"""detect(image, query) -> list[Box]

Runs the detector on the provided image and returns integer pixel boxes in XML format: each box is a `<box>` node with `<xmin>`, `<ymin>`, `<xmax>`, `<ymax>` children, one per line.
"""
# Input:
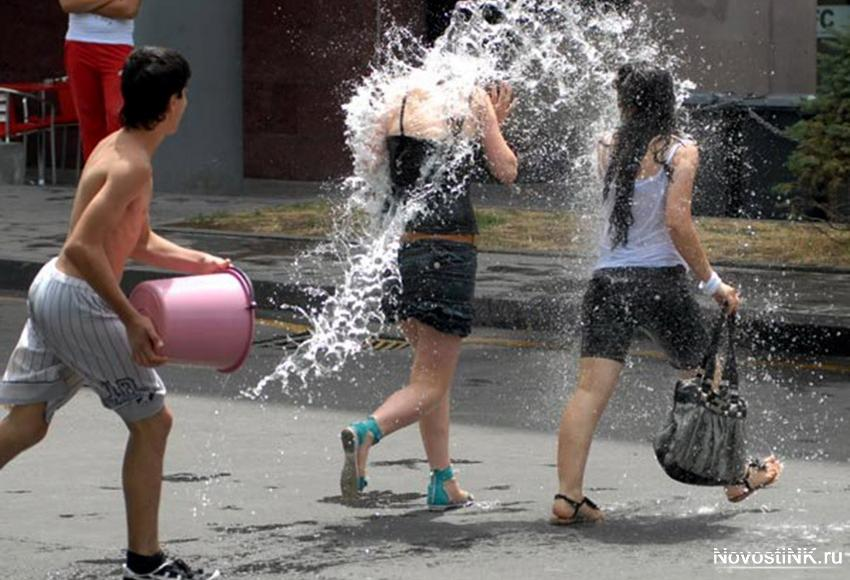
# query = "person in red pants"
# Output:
<box><xmin>59</xmin><ymin>1</ymin><xmax>142</xmax><ymax>159</ymax></box>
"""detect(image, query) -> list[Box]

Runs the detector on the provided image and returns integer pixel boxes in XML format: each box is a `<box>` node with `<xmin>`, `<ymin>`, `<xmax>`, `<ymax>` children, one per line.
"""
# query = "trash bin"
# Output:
<box><xmin>683</xmin><ymin>93</ymin><xmax>807</xmax><ymax>219</ymax></box>
<box><xmin>0</xmin><ymin>142</ymin><xmax>25</xmax><ymax>185</ymax></box>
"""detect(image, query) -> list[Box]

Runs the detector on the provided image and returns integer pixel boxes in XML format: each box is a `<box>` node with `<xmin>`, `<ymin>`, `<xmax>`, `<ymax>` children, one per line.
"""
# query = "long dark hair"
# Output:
<box><xmin>603</xmin><ymin>63</ymin><xmax>678</xmax><ymax>248</ymax></box>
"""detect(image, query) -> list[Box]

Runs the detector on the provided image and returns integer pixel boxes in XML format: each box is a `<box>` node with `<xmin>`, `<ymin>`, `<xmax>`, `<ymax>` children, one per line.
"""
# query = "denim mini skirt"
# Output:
<box><xmin>383</xmin><ymin>239</ymin><xmax>477</xmax><ymax>337</ymax></box>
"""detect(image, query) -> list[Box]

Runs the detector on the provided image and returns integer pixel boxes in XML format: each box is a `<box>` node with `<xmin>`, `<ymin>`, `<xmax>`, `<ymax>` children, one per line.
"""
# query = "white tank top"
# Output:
<box><xmin>595</xmin><ymin>137</ymin><xmax>691</xmax><ymax>271</ymax></box>
<box><xmin>66</xmin><ymin>13</ymin><xmax>134</xmax><ymax>46</ymax></box>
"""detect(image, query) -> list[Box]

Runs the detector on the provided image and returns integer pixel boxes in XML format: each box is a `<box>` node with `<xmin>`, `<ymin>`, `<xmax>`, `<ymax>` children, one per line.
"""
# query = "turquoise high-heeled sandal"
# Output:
<box><xmin>340</xmin><ymin>416</ymin><xmax>383</xmax><ymax>499</ymax></box>
<box><xmin>427</xmin><ymin>465</ymin><xmax>474</xmax><ymax>511</ymax></box>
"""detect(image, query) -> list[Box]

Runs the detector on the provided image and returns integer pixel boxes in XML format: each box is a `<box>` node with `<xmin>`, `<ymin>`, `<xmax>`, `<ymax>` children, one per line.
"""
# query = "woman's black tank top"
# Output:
<box><xmin>386</xmin><ymin>96</ymin><xmax>478</xmax><ymax>235</ymax></box>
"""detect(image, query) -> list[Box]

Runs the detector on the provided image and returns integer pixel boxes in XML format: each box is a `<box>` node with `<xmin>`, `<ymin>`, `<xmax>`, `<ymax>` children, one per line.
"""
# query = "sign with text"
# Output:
<box><xmin>817</xmin><ymin>5</ymin><xmax>850</xmax><ymax>38</ymax></box>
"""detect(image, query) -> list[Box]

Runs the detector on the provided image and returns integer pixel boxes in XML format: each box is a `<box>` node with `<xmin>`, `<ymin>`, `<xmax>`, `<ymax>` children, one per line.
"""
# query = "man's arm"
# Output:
<box><xmin>61</xmin><ymin>162</ymin><xmax>166</xmax><ymax>366</ymax></box>
<box><xmin>59</xmin><ymin>0</ymin><xmax>141</xmax><ymax>19</ymax></box>
<box><xmin>132</xmin><ymin>228</ymin><xmax>230</xmax><ymax>275</ymax></box>
<box><xmin>58</xmin><ymin>0</ymin><xmax>113</xmax><ymax>14</ymax></box>
<box><xmin>92</xmin><ymin>0</ymin><xmax>141</xmax><ymax>19</ymax></box>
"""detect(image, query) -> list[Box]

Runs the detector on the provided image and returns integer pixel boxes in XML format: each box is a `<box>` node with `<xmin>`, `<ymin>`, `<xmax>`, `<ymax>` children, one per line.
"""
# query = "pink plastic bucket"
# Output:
<box><xmin>129</xmin><ymin>268</ymin><xmax>256</xmax><ymax>373</ymax></box>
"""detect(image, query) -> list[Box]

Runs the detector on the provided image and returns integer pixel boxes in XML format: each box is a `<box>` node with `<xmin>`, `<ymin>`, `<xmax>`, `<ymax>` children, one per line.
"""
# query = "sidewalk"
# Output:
<box><xmin>1</xmin><ymin>185</ymin><xmax>849</xmax><ymax>356</ymax></box>
<box><xmin>0</xmin><ymin>293</ymin><xmax>848</xmax><ymax>579</ymax></box>
<box><xmin>2</xmin><ymin>388</ymin><xmax>848</xmax><ymax>579</ymax></box>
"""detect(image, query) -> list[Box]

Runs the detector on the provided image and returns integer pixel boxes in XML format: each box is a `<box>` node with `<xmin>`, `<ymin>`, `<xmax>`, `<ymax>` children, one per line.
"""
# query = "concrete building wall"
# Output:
<box><xmin>664</xmin><ymin>0</ymin><xmax>817</xmax><ymax>95</ymax></box>
<box><xmin>242</xmin><ymin>1</ymin><xmax>426</xmax><ymax>180</ymax></box>
<box><xmin>135</xmin><ymin>0</ymin><xmax>244</xmax><ymax>193</ymax></box>
<box><xmin>0</xmin><ymin>1</ymin><xmax>65</xmax><ymax>83</ymax></box>
<box><xmin>0</xmin><ymin>0</ymin><xmax>819</xmax><ymax>186</ymax></box>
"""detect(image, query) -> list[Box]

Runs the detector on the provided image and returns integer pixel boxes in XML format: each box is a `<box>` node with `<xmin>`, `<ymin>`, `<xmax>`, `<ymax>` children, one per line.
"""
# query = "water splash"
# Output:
<box><xmin>253</xmin><ymin>1</ymin><xmax>684</xmax><ymax>396</ymax></box>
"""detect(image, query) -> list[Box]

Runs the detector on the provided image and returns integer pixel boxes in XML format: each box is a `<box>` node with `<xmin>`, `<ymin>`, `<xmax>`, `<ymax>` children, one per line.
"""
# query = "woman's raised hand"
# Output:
<box><xmin>488</xmin><ymin>82</ymin><xmax>515</xmax><ymax>125</ymax></box>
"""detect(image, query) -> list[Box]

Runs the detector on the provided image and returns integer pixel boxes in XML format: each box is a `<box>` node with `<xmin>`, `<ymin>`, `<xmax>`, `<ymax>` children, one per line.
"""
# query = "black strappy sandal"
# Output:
<box><xmin>550</xmin><ymin>494</ymin><xmax>604</xmax><ymax>525</ymax></box>
<box><xmin>727</xmin><ymin>456</ymin><xmax>783</xmax><ymax>503</ymax></box>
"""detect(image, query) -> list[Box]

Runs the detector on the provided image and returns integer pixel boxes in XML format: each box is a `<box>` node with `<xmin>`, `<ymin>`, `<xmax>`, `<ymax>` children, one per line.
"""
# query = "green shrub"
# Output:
<box><xmin>780</xmin><ymin>32</ymin><xmax>850</xmax><ymax>221</ymax></box>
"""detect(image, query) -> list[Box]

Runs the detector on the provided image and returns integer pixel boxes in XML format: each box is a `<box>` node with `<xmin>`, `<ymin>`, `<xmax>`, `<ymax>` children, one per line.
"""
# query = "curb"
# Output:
<box><xmin>1</xmin><ymin>257</ymin><xmax>847</xmax><ymax>358</ymax></box>
<box><xmin>157</xmin><ymin>225</ymin><xmax>850</xmax><ymax>276</ymax></box>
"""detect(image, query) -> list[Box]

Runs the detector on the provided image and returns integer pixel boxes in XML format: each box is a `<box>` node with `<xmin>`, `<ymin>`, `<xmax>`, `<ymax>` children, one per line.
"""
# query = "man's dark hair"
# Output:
<box><xmin>120</xmin><ymin>46</ymin><xmax>191</xmax><ymax>130</ymax></box>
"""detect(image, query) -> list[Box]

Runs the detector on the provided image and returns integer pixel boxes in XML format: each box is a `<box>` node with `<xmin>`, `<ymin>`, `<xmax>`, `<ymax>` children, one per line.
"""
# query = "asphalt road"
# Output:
<box><xmin>1</xmin><ymin>293</ymin><xmax>849</xmax><ymax>579</ymax></box>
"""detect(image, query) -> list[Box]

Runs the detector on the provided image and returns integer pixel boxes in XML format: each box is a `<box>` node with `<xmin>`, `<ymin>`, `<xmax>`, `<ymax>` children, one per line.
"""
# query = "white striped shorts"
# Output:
<box><xmin>0</xmin><ymin>258</ymin><xmax>165</xmax><ymax>423</ymax></box>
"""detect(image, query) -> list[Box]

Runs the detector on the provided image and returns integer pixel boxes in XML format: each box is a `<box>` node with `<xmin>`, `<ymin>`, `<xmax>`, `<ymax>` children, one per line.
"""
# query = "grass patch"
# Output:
<box><xmin>174</xmin><ymin>201</ymin><xmax>850</xmax><ymax>268</ymax></box>
<box><xmin>474</xmin><ymin>207</ymin><xmax>582</xmax><ymax>253</ymax></box>
<box><xmin>182</xmin><ymin>201</ymin><xmax>334</xmax><ymax>237</ymax></box>
<box><xmin>695</xmin><ymin>217</ymin><xmax>850</xmax><ymax>268</ymax></box>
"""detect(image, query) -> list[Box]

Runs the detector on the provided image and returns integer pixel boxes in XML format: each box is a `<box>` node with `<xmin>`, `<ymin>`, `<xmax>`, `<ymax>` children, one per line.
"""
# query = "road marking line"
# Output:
<box><xmin>5</xmin><ymin>296</ymin><xmax>848</xmax><ymax>372</ymax></box>
<box><xmin>255</xmin><ymin>317</ymin><xmax>850</xmax><ymax>374</ymax></box>
<box><xmin>256</xmin><ymin>318</ymin><xmax>311</xmax><ymax>334</ymax></box>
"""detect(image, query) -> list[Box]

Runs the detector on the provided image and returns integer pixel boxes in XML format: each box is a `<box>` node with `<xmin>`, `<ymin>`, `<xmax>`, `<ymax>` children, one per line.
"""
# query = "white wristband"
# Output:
<box><xmin>699</xmin><ymin>271</ymin><xmax>722</xmax><ymax>295</ymax></box>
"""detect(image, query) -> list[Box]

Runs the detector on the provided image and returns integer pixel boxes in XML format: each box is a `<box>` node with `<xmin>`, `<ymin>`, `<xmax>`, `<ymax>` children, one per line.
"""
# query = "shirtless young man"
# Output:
<box><xmin>0</xmin><ymin>47</ymin><xmax>222</xmax><ymax>579</ymax></box>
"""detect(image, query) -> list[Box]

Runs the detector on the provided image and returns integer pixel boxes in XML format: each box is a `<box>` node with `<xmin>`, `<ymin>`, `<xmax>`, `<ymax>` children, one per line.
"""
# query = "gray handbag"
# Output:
<box><xmin>653</xmin><ymin>313</ymin><xmax>749</xmax><ymax>486</ymax></box>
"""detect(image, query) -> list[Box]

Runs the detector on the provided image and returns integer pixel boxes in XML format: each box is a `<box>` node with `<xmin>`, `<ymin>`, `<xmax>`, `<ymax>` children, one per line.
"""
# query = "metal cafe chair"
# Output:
<box><xmin>46</xmin><ymin>77</ymin><xmax>83</xmax><ymax>178</ymax></box>
<box><xmin>0</xmin><ymin>83</ymin><xmax>57</xmax><ymax>185</ymax></box>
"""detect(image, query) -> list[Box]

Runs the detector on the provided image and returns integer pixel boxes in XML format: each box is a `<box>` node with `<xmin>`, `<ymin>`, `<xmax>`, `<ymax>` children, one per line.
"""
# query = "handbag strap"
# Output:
<box><xmin>703</xmin><ymin>312</ymin><xmax>740</xmax><ymax>397</ymax></box>
<box><xmin>723</xmin><ymin>313</ymin><xmax>740</xmax><ymax>395</ymax></box>
<box><xmin>702</xmin><ymin>312</ymin><xmax>738</xmax><ymax>386</ymax></box>
<box><xmin>700</xmin><ymin>312</ymin><xmax>727</xmax><ymax>374</ymax></box>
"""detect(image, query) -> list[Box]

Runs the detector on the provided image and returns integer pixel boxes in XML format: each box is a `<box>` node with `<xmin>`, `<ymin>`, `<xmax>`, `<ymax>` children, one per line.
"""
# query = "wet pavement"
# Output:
<box><xmin>1</xmin><ymin>294</ymin><xmax>849</xmax><ymax>579</ymax></box>
<box><xmin>1</xmin><ymin>183</ymin><xmax>849</xmax><ymax>577</ymax></box>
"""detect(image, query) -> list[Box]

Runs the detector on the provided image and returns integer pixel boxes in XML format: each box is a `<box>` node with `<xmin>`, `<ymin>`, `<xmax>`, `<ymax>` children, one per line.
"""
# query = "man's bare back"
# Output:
<box><xmin>57</xmin><ymin>130</ymin><xmax>152</xmax><ymax>282</ymax></box>
<box><xmin>55</xmin><ymin>123</ymin><xmax>227</xmax><ymax>368</ymax></box>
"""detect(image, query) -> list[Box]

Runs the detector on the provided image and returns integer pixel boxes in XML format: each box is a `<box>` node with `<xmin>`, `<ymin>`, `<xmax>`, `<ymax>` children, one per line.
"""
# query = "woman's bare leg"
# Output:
<box><xmin>553</xmin><ymin>357</ymin><xmax>623</xmax><ymax>521</ymax></box>
<box><xmin>373</xmin><ymin>321</ymin><xmax>461</xmax><ymax>433</ymax></box>
<box><xmin>419</xmin><ymin>392</ymin><xmax>451</xmax><ymax>470</ymax></box>
<box><xmin>418</xmin><ymin>389</ymin><xmax>470</xmax><ymax>501</ymax></box>
<box><xmin>355</xmin><ymin>320</ymin><xmax>461</xmax><ymax>479</ymax></box>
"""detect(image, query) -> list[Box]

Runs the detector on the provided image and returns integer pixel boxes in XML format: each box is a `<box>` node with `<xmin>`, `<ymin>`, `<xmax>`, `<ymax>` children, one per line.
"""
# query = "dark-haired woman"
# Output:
<box><xmin>550</xmin><ymin>63</ymin><xmax>782</xmax><ymax>524</ymax></box>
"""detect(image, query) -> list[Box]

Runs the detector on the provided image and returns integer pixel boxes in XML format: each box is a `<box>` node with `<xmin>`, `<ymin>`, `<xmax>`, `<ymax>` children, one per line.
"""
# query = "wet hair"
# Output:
<box><xmin>603</xmin><ymin>62</ymin><xmax>678</xmax><ymax>248</ymax></box>
<box><xmin>120</xmin><ymin>46</ymin><xmax>191</xmax><ymax>130</ymax></box>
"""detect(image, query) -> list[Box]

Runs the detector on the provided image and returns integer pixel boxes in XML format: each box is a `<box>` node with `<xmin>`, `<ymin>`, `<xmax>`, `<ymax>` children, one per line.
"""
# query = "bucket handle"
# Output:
<box><xmin>226</xmin><ymin>266</ymin><xmax>257</xmax><ymax>311</ymax></box>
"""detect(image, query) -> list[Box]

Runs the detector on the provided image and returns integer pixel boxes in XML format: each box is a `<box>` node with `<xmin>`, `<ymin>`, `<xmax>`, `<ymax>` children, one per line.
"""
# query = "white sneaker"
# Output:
<box><xmin>122</xmin><ymin>557</ymin><xmax>221</xmax><ymax>579</ymax></box>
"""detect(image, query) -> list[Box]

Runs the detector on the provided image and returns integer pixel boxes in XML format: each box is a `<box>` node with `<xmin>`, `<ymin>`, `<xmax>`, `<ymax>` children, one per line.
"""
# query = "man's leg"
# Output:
<box><xmin>99</xmin><ymin>43</ymin><xmax>133</xmax><ymax>135</ymax></box>
<box><xmin>0</xmin><ymin>403</ymin><xmax>49</xmax><ymax>468</ymax></box>
<box><xmin>553</xmin><ymin>357</ymin><xmax>623</xmax><ymax>519</ymax></box>
<box><xmin>65</xmin><ymin>41</ymin><xmax>107</xmax><ymax>159</ymax></box>
<box><xmin>123</xmin><ymin>406</ymin><xmax>173</xmax><ymax>555</ymax></box>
